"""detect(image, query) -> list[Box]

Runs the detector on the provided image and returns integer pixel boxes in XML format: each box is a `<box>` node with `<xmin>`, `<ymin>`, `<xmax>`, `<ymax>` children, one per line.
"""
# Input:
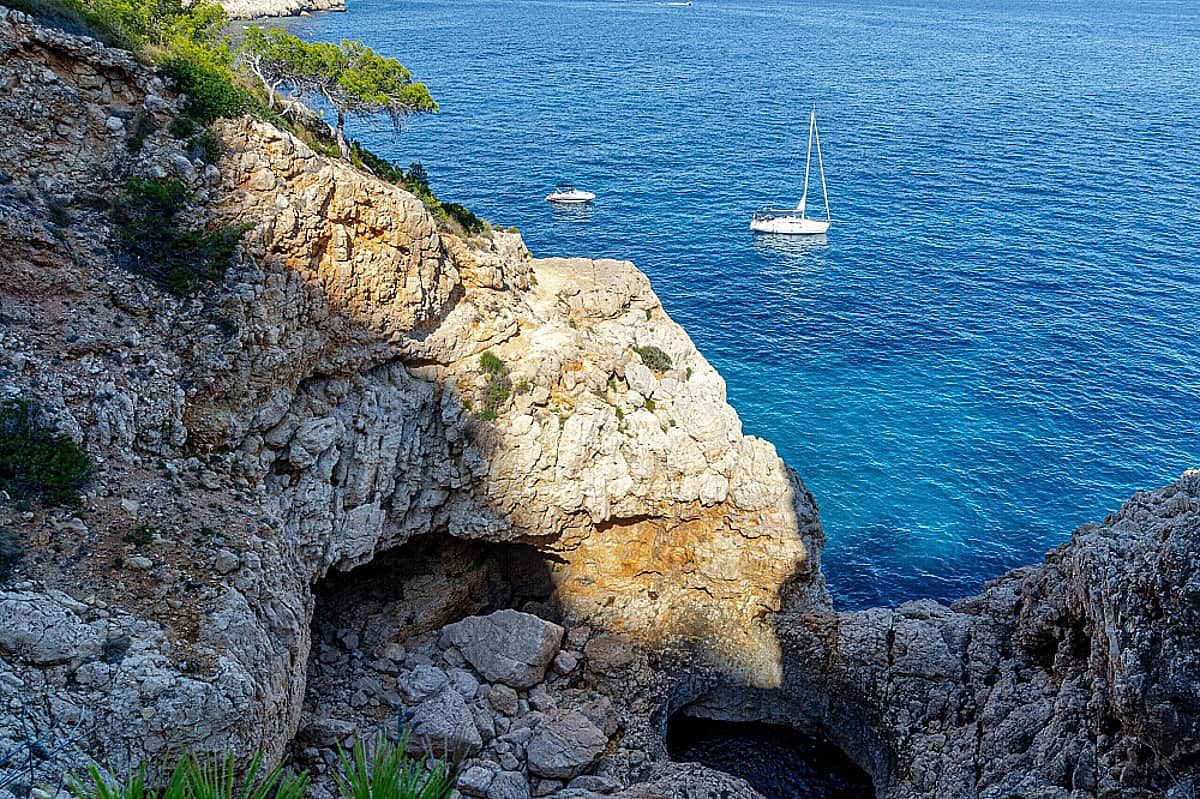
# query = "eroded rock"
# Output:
<box><xmin>441</xmin><ymin>611</ymin><xmax>564</xmax><ymax>689</ymax></box>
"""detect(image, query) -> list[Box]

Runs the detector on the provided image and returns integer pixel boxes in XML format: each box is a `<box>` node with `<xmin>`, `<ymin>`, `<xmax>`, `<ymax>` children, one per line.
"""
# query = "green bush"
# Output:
<box><xmin>161</xmin><ymin>46</ymin><xmax>250</xmax><ymax>130</ymax></box>
<box><xmin>113</xmin><ymin>177</ymin><xmax>243</xmax><ymax>296</ymax></box>
<box><xmin>485</xmin><ymin>379</ymin><xmax>511</xmax><ymax>411</ymax></box>
<box><xmin>633</xmin><ymin>345</ymin><xmax>673</xmax><ymax>373</ymax></box>
<box><xmin>479</xmin><ymin>351</ymin><xmax>506</xmax><ymax>376</ymax></box>
<box><xmin>442</xmin><ymin>203</ymin><xmax>484</xmax><ymax>236</ymax></box>
<box><xmin>0</xmin><ymin>398</ymin><xmax>92</xmax><ymax>506</ymax></box>
<box><xmin>476</xmin><ymin>352</ymin><xmax>511</xmax><ymax>419</ymax></box>
<box><xmin>0</xmin><ymin>528</ymin><xmax>19</xmax><ymax>582</ymax></box>
<box><xmin>335</xmin><ymin>732</ymin><xmax>455</xmax><ymax>799</ymax></box>
<box><xmin>189</xmin><ymin>127</ymin><xmax>226</xmax><ymax>163</ymax></box>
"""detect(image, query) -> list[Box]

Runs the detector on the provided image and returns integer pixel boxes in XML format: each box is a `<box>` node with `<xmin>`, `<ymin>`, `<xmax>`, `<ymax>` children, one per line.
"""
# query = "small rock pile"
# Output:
<box><xmin>295</xmin><ymin>609</ymin><xmax>654</xmax><ymax>799</ymax></box>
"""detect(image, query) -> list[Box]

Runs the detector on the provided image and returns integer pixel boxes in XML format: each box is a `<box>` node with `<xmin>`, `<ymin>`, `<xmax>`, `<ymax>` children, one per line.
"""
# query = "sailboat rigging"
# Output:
<box><xmin>750</xmin><ymin>108</ymin><xmax>831</xmax><ymax>235</ymax></box>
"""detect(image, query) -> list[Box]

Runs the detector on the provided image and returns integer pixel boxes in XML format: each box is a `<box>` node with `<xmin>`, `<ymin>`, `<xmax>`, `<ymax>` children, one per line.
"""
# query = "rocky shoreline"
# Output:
<box><xmin>217</xmin><ymin>0</ymin><xmax>345</xmax><ymax>21</ymax></box>
<box><xmin>0</xmin><ymin>8</ymin><xmax>1197</xmax><ymax>799</ymax></box>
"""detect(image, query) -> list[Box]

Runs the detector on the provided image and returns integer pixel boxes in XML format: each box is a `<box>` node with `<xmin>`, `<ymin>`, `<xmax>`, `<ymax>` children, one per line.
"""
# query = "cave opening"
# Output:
<box><xmin>667</xmin><ymin>713</ymin><xmax>875</xmax><ymax>799</ymax></box>
<box><xmin>293</xmin><ymin>535</ymin><xmax>560</xmax><ymax>771</ymax></box>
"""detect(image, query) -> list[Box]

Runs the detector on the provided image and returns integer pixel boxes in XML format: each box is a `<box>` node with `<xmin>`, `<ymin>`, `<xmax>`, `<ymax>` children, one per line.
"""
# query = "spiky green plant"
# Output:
<box><xmin>71</xmin><ymin>760</ymin><xmax>188</xmax><ymax>799</ymax></box>
<box><xmin>186</xmin><ymin>752</ymin><xmax>309</xmax><ymax>799</ymax></box>
<box><xmin>70</xmin><ymin>753</ymin><xmax>308</xmax><ymax>799</ymax></box>
<box><xmin>334</xmin><ymin>732</ymin><xmax>455</xmax><ymax>799</ymax></box>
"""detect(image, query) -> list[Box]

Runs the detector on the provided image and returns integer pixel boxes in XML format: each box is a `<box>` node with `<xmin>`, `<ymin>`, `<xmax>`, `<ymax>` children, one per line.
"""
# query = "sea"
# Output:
<box><xmin>278</xmin><ymin>0</ymin><xmax>1200</xmax><ymax>610</ymax></box>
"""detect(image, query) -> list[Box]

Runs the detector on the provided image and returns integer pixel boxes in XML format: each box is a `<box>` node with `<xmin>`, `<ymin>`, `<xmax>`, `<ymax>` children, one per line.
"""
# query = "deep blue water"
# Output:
<box><xmin>280</xmin><ymin>0</ymin><xmax>1200</xmax><ymax>610</ymax></box>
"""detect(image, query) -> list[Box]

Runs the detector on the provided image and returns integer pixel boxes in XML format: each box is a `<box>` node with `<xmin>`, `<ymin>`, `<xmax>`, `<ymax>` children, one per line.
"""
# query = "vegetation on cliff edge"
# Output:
<box><xmin>0</xmin><ymin>397</ymin><xmax>92</xmax><ymax>507</ymax></box>
<box><xmin>112</xmin><ymin>177</ymin><xmax>244</xmax><ymax>296</ymax></box>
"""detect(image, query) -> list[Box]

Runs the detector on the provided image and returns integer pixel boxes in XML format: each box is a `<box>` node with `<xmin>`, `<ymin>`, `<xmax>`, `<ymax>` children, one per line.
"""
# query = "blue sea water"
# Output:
<box><xmin>282</xmin><ymin>0</ymin><xmax>1200</xmax><ymax>610</ymax></box>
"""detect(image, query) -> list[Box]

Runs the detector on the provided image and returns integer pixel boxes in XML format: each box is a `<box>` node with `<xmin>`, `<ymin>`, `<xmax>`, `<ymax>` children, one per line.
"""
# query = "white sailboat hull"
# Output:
<box><xmin>750</xmin><ymin>215</ymin><xmax>830</xmax><ymax>235</ymax></box>
<box><xmin>750</xmin><ymin>108</ymin><xmax>832</xmax><ymax>236</ymax></box>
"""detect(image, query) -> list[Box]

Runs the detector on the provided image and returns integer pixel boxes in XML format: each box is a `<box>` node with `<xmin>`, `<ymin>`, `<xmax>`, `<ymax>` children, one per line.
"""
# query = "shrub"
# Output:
<box><xmin>479</xmin><ymin>351</ymin><xmax>506</xmax><ymax>376</ymax></box>
<box><xmin>334</xmin><ymin>731</ymin><xmax>455</xmax><ymax>799</ymax></box>
<box><xmin>633</xmin><ymin>345</ymin><xmax>673</xmax><ymax>373</ymax></box>
<box><xmin>350</xmin><ymin>143</ymin><xmax>405</xmax><ymax>183</ymax></box>
<box><xmin>113</xmin><ymin>177</ymin><xmax>243</xmax><ymax>296</ymax></box>
<box><xmin>476</xmin><ymin>352</ymin><xmax>510</xmax><ymax>419</ymax></box>
<box><xmin>485</xmin><ymin>379</ymin><xmax>511</xmax><ymax>411</ymax></box>
<box><xmin>0</xmin><ymin>398</ymin><xmax>92</xmax><ymax>506</ymax></box>
<box><xmin>189</xmin><ymin>128</ymin><xmax>226</xmax><ymax>163</ymax></box>
<box><xmin>0</xmin><ymin>528</ymin><xmax>18</xmax><ymax>582</ymax></box>
<box><xmin>161</xmin><ymin>45</ymin><xmax>250</xmax><ymax>130</ymax></box>
<box><xmin>442</xmin><ymin>203</ymin><xmax>485</xmax><ymax>236</ymax></box>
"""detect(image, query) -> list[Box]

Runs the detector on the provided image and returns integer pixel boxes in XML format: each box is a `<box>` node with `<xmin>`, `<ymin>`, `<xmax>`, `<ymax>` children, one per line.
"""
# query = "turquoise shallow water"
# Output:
<box><xmin>283</xmin><ymin>0</ymin><xmax>1200</xmax><ymax>609</ymax></box>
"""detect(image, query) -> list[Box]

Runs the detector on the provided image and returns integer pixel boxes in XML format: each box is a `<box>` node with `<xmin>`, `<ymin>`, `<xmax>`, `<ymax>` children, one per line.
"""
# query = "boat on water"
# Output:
<box><xmin>750</xmin><ymin>108</ymin><xmax>831</xmax><ymax>234</ymax></box>
<box><xmin>546</xmin><ymin>184</ymin><xmax>596</xmax><ymax>204</ymax></box>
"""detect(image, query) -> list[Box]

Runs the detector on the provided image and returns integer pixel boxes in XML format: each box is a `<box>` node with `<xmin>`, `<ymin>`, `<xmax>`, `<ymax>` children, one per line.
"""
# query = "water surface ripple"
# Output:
<box><xmin>286</xmin><ymin>0</ymin><xmax>1200</xmax><ymax>609</ymax></box>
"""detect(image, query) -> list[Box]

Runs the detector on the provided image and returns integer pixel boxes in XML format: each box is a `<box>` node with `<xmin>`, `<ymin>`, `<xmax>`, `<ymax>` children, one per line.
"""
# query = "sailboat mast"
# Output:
<box><xmin>814</xmin><ymin>112</ymin><xmax>830</xmax><ymax>222</ymax></box>
<box><xmin>801</xmin><ymin>108</ymin><xmax>814</xmax><ymax>219</ymax></box>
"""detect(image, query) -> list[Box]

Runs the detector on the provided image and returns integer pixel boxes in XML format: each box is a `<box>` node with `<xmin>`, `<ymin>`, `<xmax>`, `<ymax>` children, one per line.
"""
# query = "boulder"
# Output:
<box><xmin>441</xmin><ymin>610</ymin><xmax>564</xmax><ymax>688</ymax></box>
<box><xmin>486</xmin><ymin>771</ymin><xmax>531</xmax><ymax>799</ymax></box>
<box><xmin>406</xmin><ymin>686</ymin><xmax>482</xmax><ymax>757</ymax></box>
<box><xmin>526</xmin><ymin>709</ymin><xmax>608</xmax><ymax>780</ymax></box>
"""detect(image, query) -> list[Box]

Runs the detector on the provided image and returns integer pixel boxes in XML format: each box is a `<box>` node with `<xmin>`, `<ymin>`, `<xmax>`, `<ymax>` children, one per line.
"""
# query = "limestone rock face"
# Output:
<box><xmin>441</xmin><ymin>611</ymin><xmax>564</xmax><ymax>689</ymax></box>
<box><xmin>0</xmin><ymin>8</ymin><xmax>820</xmax><ymax>783</ymax></box>
<box><xmin>747</xmin><ymin>472</ymin><xmax>1200</xmax><ymax>798</ymax></box>
<box><xmin>5</xmin><ymin>10</ymin><xmax>1195</xmax><ymax>799</ymax></box>
<box><xmin>217</xmin><ymin>0</ymin><xmax>345</xmax><ymax>20</ymax></box>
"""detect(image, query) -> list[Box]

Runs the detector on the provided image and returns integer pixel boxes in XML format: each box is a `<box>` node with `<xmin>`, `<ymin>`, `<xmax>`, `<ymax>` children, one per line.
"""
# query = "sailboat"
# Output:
<box><xmin>750</xmin><ymin>108</ymin><xmax>831</xmax><ymax>234</ymax></box>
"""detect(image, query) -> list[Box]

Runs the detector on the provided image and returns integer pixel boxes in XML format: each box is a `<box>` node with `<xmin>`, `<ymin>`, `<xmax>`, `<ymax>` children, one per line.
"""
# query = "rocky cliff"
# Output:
<box><xmin>0</xmin><ymin>5</ymin><xmax>818</xmax><ymax>790</ymax></box>
<box><xmin>680</xmin><ymin>473</ymin><xmax>1200</xmax><ymax>798</ymax></box>
<box><xmin>1</xmin><ymin>9</ymin><xmax>1197</xmax><ymax>799</ymax></box>
<box><xmin>218</xmin><ymin>0</ymin><xmax>345</xmax><ymax>21</ymax></box>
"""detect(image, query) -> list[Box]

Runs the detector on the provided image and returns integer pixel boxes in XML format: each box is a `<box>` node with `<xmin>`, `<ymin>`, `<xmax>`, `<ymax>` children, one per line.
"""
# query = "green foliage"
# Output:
<box><xmin>189</xmin><ymin>127</ymin><xmax>226</xmax><ymax>163</ymax></box>
<box><xmin>238</xmin><ymin>27</ymin><xmax>436</xmax><ymax>156</ymax></box>
<box><xmin>442</xmin><ymin>203</ymin><xmax>484</xmax><ymax>236</ymax></box>
<box><xmin>71</xmin><ymin>752</ymin><xmax>309</xmax><ymax>799</ymax></box>
<box><xmin>161</xmin><ymin>42</ymin><xmax>250</xmax><ymax>129</ymax></box>
<box><xmin>644</xmin><ymin>398</ymin><xmax>656</xmax><ymax>412</ymax></box>
<box><xmin>186</xmin><ymin>752</ymin><xmax>310</xmax><ymax>799</ymax></box>
<box><xmin>406</xmin><ymin>162</ymin><xmax>430</xmax><ymax>190</ymax></box>
<box><xmin>479</xmin><ymin>351</ymin><xmax>506</xmax><ymax>376</ymax></box>
<box><xmin>113</xmin><ymin>177</ymin><xmax>243</xmax><ymax>296</ymax></box>
<box><xmin>334</xmin><ymin>731</ymin><xmax>455</xmax><ymax>799</ymax></box>
<box><xmin>350</xmin><ymin>143</ymin><xmax>406</xmax><ymax>183</ymax></box>
<box><xmin>486</xmin><ymin>380</ymin><xmax>511</xmax><ymax>411</ymax></box>
<box><xmin>633</xmin><ymin>345</ymin><xmax>673</xmax><ymax>373</ymax></box>
<box><xmin>477</xmin><ymin>352</ymin><xmax>511</xmax><ymax>419</ymax></box>
<box><xmin>3</xmin><ymin>0</ymin><xmax>230</xmax><ymax>52</ymax></box>
<box><xmin>0</xmin><ymin>528</ymin><xmax>19</xmax><ymax>582</ymax></box>
<box><xmin>0</xmin><ymin>398</ymin><xmax>92</xmax><ymax>507</ymax></box>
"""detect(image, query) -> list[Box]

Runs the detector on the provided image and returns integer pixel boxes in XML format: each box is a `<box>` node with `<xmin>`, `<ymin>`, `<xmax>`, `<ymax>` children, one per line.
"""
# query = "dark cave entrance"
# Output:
<box><xmin>667</xmin><ymin>714</ymin><xmax>875</xmax><ymax>799</ymax></box>
<box><xmin>309</xmin><ymin>535</ymin><xmax>559</xmax><ymax>653</ymax></box>
<box><xmin>293</xmin><ymin>535</ymin><xmax>559</xmax><ymax>770</ymax></box>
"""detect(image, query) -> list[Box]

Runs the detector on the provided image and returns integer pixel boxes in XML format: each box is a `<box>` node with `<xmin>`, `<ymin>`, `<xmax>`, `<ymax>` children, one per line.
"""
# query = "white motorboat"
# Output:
<box><xmin>546</xmin><ymin>184</ymin><xmax>596</xmax><ymax>204</ymax></box>
<box><xmin>750</xmin><ymin>108</ymin><xmax>831</xmax><ymax>235</ymax></box>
